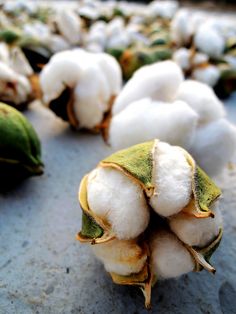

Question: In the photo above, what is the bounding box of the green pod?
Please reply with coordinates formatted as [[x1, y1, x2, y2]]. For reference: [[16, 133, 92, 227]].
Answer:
[[0, 29, 21, 44], [0, 102, 43, 189]]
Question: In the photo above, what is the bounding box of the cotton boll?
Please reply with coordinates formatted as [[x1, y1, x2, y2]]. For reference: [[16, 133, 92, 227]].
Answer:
[[109, 98, 198, 150], [148, 0, 179, 19], [190, 119, 236, 176], [169, 205, 222, 248], [150, 230, 195, 279], [149, 141, 192, 217], [56, 9, 81, 44], [46, 35, 70, 53], [92, 239, 147, 276], [175, 80, 225, 125], [112, 61, 184, 115], [0, 61, 32, 105], [194, 24, 225, 59], [192, 65, 220, 87], [173, 48, 190, 71], [87, 167, 150, 240], [171, 9, 193, 46], [106, 32, 130, 49]]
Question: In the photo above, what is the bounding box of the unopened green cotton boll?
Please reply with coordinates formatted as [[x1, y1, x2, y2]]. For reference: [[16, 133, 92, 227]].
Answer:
[[0, 102, 43, 189]]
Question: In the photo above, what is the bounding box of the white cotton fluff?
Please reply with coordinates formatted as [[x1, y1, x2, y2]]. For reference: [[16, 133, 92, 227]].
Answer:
[[87, 167, 150, 240], [173, 48, 191, 71], [170, 9, 194, 46], [92, 239, 147, 276], [9, 47, 33, 77], [192, 65, 220, 87], [194, 24, 225, 59], [109, 98, 198, 150], [148, 0, 179, 19], [149, 141, 192, 217], [46, 35, 70, 53], [175, 80, 225, 125], [0, 43, 9, 64], [169, 205, 222, 248], [112, 61, 184, 115], [150, 230, 195, 279], [192, 52, 209, 66], [56, 9, 82, 44], [190, 119, 236, 177], [40, 49, 122, 129], [0, 61, 32, 104]]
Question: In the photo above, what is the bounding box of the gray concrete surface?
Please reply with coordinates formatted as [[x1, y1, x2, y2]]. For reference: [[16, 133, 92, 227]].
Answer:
[[0, 99, 236, 314]]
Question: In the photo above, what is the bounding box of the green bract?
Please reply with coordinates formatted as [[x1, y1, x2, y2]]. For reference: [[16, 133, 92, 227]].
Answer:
[[0, 102, 43, 189]]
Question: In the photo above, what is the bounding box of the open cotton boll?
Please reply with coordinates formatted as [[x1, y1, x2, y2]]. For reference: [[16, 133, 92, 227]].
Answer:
[[192, 65, 220, 87], [150, 230, 195, 279], [194, 24, 225, 59], [170, 9, 194, 46], [190, 119, 236, 176], [109, 98, 198, 150], [173, 48, 190, 71], [56, 9, 81, 44], [169, 205, 222, 248], [192, 52, 209, 66], [87, 167, 150, 240], [148, 0, 179, 19], [175, 80, 225, 125], [149, 141, 192, 217], [46, 35, 70, 53], [112, 61, 184, 115], [92, 239, 147, 276], [0, 61, 32, 105]]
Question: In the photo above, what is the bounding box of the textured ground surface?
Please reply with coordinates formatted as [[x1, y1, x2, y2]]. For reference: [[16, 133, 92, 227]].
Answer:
[[0, 97, 236, 314]]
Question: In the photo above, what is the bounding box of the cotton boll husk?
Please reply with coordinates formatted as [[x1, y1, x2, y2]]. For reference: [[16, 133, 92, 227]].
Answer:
[[169, 204, 222, 248], [150, 230, 195, 279], [109, 98, 198, 150], [173, 48, 190, 71], [190, 119, 236, 177], [87, 167, 150, 240], [92, 239, 147, 276], [56, 9, 81, 44], [149, 141, 192, 217], [192, 65, 220, 87], [194, 24, 225, 59], [175, 80, 225, 125], [112, 61, 184, 115]]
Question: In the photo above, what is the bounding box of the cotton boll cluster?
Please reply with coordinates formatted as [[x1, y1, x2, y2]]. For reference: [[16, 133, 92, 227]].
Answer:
[[78, 140, 223, 307], [109, 61, 236, 176], [40, 48, 122, 130]]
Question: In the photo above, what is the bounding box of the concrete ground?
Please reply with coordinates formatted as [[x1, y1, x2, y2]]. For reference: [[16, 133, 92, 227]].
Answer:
[[0, 97, 236, 314]]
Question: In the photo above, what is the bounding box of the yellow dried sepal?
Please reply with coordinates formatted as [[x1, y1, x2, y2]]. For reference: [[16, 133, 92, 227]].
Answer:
[[77, 175, 115, 244], [183, 152, 221, 218]]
